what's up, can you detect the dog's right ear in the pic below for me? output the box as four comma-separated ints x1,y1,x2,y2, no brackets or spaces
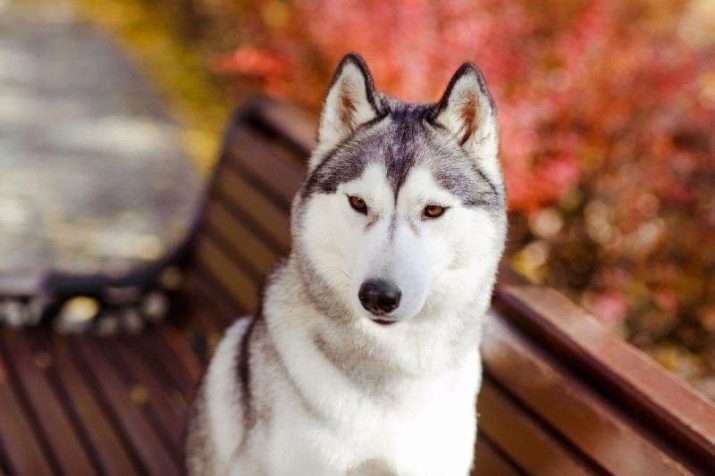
432,63,498,166
312,53,380,170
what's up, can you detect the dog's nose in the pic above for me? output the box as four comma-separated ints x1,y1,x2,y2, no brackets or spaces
358,279,401,315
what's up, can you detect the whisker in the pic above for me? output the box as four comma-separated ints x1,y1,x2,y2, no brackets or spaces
329,266,352,280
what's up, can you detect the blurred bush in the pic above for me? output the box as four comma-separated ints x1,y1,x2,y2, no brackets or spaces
165,0,714,394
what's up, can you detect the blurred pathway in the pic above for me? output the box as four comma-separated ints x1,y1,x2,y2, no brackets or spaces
0,0,200,278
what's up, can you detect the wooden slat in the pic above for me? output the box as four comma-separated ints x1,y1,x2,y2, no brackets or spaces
478,378,596,475
216,167,291,251
252,100,316,154
180,269,245,363
95,337,183,457
226,127,305,207
158,325,204,384
109,337,186,452
0,333,54,475
0,441,9,475
473,435,523,476
183,269,240,328
117,333,191,407
139,328,200,401
496,285,715,472
483,311,691,475
0,331,97,475
203,200,281,278
0,447,9,475
70,335,182,475
194,236,259,313
43,334,140,476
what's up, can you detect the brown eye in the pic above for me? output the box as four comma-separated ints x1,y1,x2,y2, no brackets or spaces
348,195,368,215
423,204,447,219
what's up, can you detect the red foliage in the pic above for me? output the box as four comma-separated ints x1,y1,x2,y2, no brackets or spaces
214,0,712,212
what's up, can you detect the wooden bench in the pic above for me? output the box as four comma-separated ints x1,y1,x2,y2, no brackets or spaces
0,99,713,475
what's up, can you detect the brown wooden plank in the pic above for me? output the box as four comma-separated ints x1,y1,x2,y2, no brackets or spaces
478,378,596,475
118,332,192,406
158,325,204,384
70,335,182,475
483,311,692,475
138,327,200,401
194,235,259,313
180,270,246,362
252,100,316,155
496,284,715,472
109,336,186,453
44,334,140,476
216,167,291,251
180,294,233,362
0,448,9,475
94,337,183,457
226,127,305,207
0,331,97,475
473,436,523,476
203,200,282,278
183,269,239,328
0,333,54,475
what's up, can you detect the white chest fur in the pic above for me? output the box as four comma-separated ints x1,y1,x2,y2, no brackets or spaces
253,301,482,476
199,300,484,476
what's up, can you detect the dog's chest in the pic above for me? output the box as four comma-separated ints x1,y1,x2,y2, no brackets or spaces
260,381,478,476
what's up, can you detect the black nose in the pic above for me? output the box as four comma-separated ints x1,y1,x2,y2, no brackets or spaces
358,279,401,315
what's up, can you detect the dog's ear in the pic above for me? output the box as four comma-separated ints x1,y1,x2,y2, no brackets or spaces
313,53,380,169
432,63,499,165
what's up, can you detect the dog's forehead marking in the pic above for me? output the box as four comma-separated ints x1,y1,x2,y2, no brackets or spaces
343,162,393,204
302,117,391,196
384,113,425,197
305,113,426,198
397,166,455,203
304,101,502,209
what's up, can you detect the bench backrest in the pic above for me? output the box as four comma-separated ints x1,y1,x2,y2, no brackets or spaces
182,99,715,475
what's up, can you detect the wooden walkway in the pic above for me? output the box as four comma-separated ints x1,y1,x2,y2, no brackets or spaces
0,0,200,279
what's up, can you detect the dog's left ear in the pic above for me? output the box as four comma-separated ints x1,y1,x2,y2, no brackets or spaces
432,63,499,164
313,53,380,169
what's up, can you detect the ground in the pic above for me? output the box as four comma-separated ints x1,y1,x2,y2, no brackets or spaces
0,0,200,277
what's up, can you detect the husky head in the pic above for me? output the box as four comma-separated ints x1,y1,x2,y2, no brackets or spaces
293,53,506,330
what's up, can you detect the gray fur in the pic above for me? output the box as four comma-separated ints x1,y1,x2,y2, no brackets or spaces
303,99,503,211
262,323,325,421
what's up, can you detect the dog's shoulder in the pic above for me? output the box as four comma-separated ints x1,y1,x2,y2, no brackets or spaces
187,317,254,475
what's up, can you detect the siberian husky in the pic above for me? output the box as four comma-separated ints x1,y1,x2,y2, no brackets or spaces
187,53,507,476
